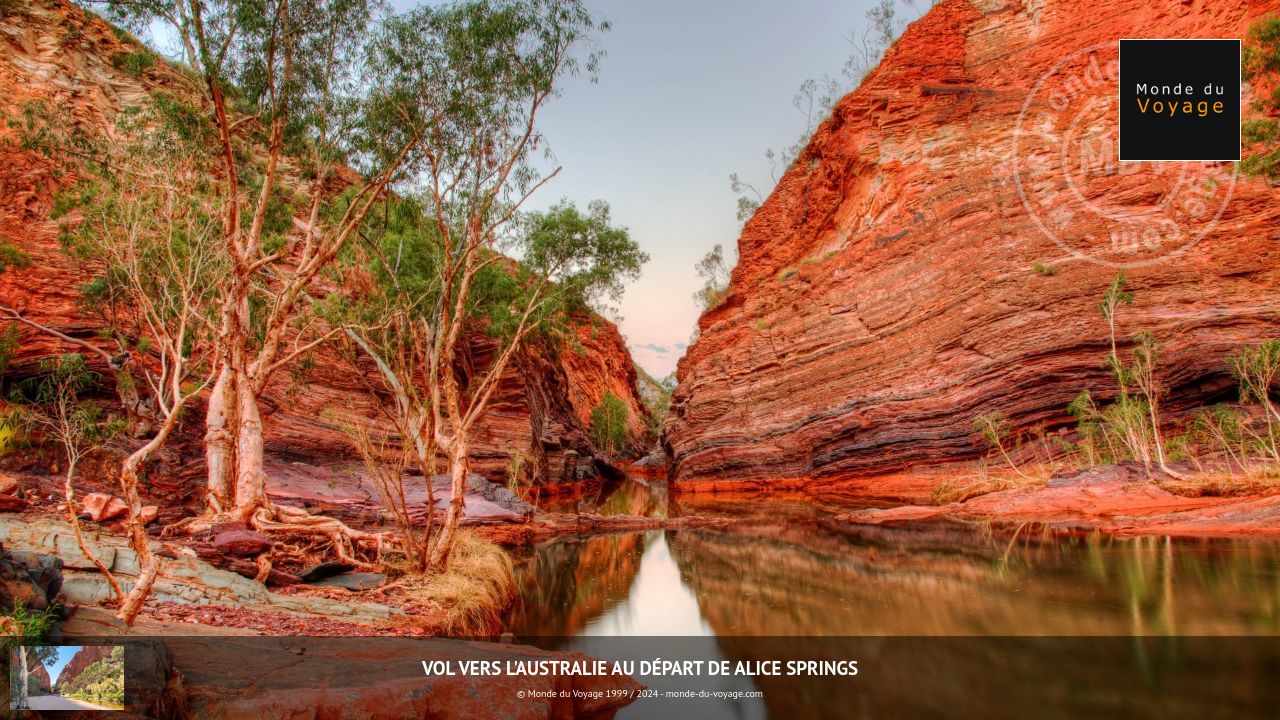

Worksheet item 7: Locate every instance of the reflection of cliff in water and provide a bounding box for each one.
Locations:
[507,532,649,638]
[666,524,1280,720]
[666,522,1280,636]
[538,475,667,517]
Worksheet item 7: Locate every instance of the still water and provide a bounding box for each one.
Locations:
[506,477,1280,718]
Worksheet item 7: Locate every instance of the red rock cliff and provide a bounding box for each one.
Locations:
[668,0,1280,486]
[54,645,112,689]
[28,654,51,694]
[0,1,647,493]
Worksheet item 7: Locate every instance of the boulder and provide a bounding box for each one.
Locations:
[0,474,20,495]
[310,572,385,591]
[298,561,355,583]
[80,493,128,523]
[210,530,273,557]
[0,545,63,612]
[464,473,535,518]
[0,494,26,512]
[136,505,159,525]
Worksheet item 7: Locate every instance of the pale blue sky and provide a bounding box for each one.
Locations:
[502,0,890,377]
[32,645,78,687]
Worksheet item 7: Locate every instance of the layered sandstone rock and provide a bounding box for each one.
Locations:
[0,1,647,502]
[668,0,1280,486]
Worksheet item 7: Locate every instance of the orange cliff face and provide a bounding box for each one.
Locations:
[53,646,112,690]
[0,1,648,492]
[667,0,1280,488]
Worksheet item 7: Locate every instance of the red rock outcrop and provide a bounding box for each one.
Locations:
[54,645,112,689]
[28,655,50,694]
[0,1,647,500]
[668,0,1280,487]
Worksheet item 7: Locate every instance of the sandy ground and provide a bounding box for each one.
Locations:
[22,695,117,710]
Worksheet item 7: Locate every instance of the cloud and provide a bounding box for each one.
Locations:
[674,343,687,350]
[634,343,671,354]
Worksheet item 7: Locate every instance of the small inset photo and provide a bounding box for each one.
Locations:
[10,645,124,711]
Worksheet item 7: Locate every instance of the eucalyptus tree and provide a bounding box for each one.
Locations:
[96,0,427,539]
[345,0,640,569]
[61,107,227,623]
[11,355,126,604]
[93,0,629,572]
[345,197,644,571]
[10,93,227,623]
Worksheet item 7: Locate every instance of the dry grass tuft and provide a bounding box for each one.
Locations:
[1159,465,1280,498]
[931,462,1057,505]
[390,531,515,636]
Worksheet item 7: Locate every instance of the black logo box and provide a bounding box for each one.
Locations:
[1119,38,1241,162]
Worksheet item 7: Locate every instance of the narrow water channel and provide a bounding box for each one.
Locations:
[506,477,1280,718]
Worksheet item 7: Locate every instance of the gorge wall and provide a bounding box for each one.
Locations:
[667,0,1280,487]
[54,645,112,689]
[0,0,648,496]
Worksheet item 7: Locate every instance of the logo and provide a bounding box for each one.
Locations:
[1013,43,1238,268]
[1119,39,1241,161]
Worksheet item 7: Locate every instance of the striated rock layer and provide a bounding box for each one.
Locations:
[668,0,1280,487]
[0,1,647,497]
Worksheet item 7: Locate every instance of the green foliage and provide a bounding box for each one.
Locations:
[0,323,17,377]
[1242,16,1280,179]
[693,243,731,311]
[590,391,629,456]
[1191,404,1249,462]
[7,354,125,447]
[58,646,125,706]
[1227,339,1280,461]
[634,366,673,438]
[0,238,31,273]
[10,354,97,407]
[1031,261,1056,277]
[149,92,217,149]
[109,50,155,78]
[1228,339,1280,405]
[973,412,1010,448]
[1098,270,1134,322]
[0,602,58,640]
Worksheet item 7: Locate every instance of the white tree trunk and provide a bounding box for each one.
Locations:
[430,438,469,570]
[204,368,236,512]
[16,647,29,709]
[233,377,267,520]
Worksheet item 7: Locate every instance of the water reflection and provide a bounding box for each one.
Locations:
[536,475,668,517]
[508,479,1280,718]
[511,480,1280,637]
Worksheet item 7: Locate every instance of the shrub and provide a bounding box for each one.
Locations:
[109,50,155,79]
[590,391,629,455]
[973,411,1027,478]
[1031,261,1056,276]
[0,239,31,273]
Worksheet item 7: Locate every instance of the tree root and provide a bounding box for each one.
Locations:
[165,502,389,571]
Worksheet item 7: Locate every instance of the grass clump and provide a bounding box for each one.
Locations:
[931,462,1054,505]
[109,50,155,79]
[1031,261,1056,276]
[390,531,514,636]
[0,239,31,273]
